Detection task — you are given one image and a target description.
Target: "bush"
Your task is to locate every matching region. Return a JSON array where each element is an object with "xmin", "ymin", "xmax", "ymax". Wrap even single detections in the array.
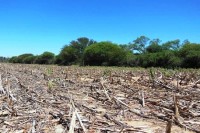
[
  {"xmin": 179, "ymin": 43, "xmax": 200, "ymax": 56},
  {"xmin": 125, "ymin": 53, "xmax": 140, "ymax": 67},
  {"xmin": 138, "ymin": 53, "xmax": 157, "ymax": 67},
  {"xmin": 23, "ymin": 55, "xmax": 36, "ymax": 64},
  {"xmin": 146, "ymin": 43, "xmax": 163, "ymax": 53},
  {"xmin": 34, "ymin": 52, "xmax": 55, "ymax": 64},
  {"xmin": 178, "ymin": 43, "xmax": 200, "ymax": 68},
  {"xmin": 9, "ymin": 54, "xmax": 34, "ymax": 64},
  {"xmin": 83, "ymin": 42, "xmax": 127, "ymax": 66},
  {"xmin": 155, "ymin": 51, "xmax": 180, "ymax": 68},
  {"xmin": 9, "ymin": 56, "xmax": 18, "ymax": 63},
  {"xmin": 136, "ymin": 50, "xmax": 181, "ymax": 68},
  {"xmin": 58, "ymin": 46, "xmax": 78, "ymax": 65},
  {"xmin": 181, "ymin": 51, "xmax": 200, "ymax": 68},
  {"xmin": 54, "ymin": 55, "xmax": 62, "ymax": 65}
]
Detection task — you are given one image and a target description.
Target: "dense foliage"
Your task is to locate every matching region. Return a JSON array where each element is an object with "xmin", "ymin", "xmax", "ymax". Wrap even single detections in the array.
[
  {"xmin": 34, "ymin": 52, "xmax": 55, "ymax": 64},
  {"xmin": 83, "ymin": 42, "xmax": 127, "ymax": 66},
  {"xmin": 8, "ymin": 36, "xmax": 200, "ymax": 68}
]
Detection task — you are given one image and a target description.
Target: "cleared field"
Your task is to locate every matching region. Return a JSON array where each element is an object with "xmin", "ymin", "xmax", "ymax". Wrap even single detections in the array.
[{"xmin": 0, "ymin": 63, "xmax": 199, "ymax": 133}]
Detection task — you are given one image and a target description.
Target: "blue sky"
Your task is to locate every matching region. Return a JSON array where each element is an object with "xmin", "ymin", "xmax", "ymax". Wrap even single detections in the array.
[{"xmin": 0, "ymin": 0, "xmax": 200, "ymax": 57}]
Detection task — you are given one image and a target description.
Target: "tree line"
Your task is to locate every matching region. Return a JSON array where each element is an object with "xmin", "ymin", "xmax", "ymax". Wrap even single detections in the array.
[
  {"xmin": 0, "ymin": 57, "xmax": 9, "ymax": 62},
  {"xmin": 8, "ymin": 36, "xmax": 200, "ymax": 68}
]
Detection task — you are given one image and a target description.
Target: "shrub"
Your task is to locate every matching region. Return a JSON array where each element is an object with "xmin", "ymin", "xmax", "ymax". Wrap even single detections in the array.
[
  {"xmin": 125, "ymin": 53, "xmax": 140, "ymax": 67},
  {"xmin": 9, "ymin": 54, "xmax": 34, "ymax": 63},
  {"xmin": 58, "ymin": 46, "xmax": 78, "ymax": 65},
  {"xmin": 9, "ymin": 56, "xmax": 18, "ymax": 63},
  {"xmin": 83, "ymin": 42, "xmax": 127, "ymax": 66},
  {"xmin": 181, "ymin": 51, "xmax": 200, "ymax": 68},
  {"xmin": 136, "ymin": 51, "xmax": 181, "ymax": 68},
  {"xmin": 35, "ymin": 52, "xmax": 55, "ymax": 64},
  {"xmin": 178, "ymin": 43, "xmax": 200, "ymax": 68},
  {"xmin": 23, "ymin": 55, "xmax": 36, "ymax": 64}
]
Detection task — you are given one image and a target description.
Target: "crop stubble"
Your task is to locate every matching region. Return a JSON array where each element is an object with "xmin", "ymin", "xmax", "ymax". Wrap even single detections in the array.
[{"xmin": 0, "ymin": 63, "xmax": 199, "ymax": 133}]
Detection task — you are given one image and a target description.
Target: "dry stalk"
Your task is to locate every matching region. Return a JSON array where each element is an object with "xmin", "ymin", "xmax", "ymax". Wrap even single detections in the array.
[
  {"xmin": 100, "ymin": 81, "xmax": 111, "ymax": 101},
  {"xmin": 31, "ymin": 119, "xmax": 36, "ymax": 133},
  {"xmin": 69, "ymin": 111, "xmax": 76, "ymax": 133},
  {"xmin": 70, "ymin": 95, "xmax": 87, "ymax": 133},
  {"xmin": 165, "ymin": 120, "xmax": 172, "ymax": 133},
  {"xmin": 173, "ymin": 95, "xmax": 180, "ymax": 118},
  {"xmin": 75, "ymin": 110, "xmax": 87, "ymax": 133},
  {"xmin": 0, "ymin": 75, "xmax": 6, "ymax": 94},
  {"xmin": 141, "ymin": 90, "xmax": 145, "ymax": 107}
]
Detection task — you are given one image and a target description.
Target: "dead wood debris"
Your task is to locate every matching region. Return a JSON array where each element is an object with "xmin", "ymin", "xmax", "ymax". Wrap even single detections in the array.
[{"xmin": 0, "ymin": 63, "xmax": 199, "ymax": 133}]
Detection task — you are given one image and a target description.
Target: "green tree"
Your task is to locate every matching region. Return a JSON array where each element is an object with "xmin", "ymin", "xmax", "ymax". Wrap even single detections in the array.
[
  {"xmin": 138, "ymin": 53, "xmax": 157, "ymax": 67},
  {"xmin": 35, "ymin": 52, "xmax": 55, "ymax": 64},
  {"xmin": 129, "ymin": 36, "xmax": 150, "ymax": 53},
  {"xmin": 182, "ymin": 51, "xmax": 200, "ymax": 68},
  {"xmin": 119, "ymin": 44, "xmax": 132, "ymax": 52},
  {"xmin": 179, "ymin": 43, "xmax": 200, "ymax": 68},
  {"xmin": 0, "ymin": 57, "xmax": 9, "ymax": 62},
  {"xmin": 125, "ymin": 52, "xmax": 140, "ymax": 67},
  {"xmin": 162, "ymin": 39, "xmax": 181, "ymax": 51},
  {"xmin": 71, "ymin": 37, "xmax": 96, "ymax": 56},
  {"xmin": 58, "ymin": 37, "xmax": 96, "ymax": 65},
  {"xmin": 10, "ymin": 54, "xmax": 34, "ymax": 63},
  {"xmin": 179, "ymin": 43, "xmax": 200, "ymax": 57},
  {"xmin": 146, "ymin": 39, "xmax": 163, "ymax": 53},
  {"xmin": 23, "ymin": 55, "xmax": 36, "ymax": 64},
  {"xmin": 9, "ymin": 56, "xmax": 18, "ymax": 63},
  {"xmin": 182, "ymin": 39, "xmax": 190, "ymax": 45},
  {"xmin": 58, "ymin": 46, "xmax": 78, "ymax": 65},
  {"xmin": 54, "ymin": 55, "xmax": 62, "ymax": 65},
  {"xmin": 137, "ymin": 50, "xmax": 181, "ymax": 68},
  {"xmin": 83, "ymin": 41, "xmax": 127, "ymax": 66}
]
